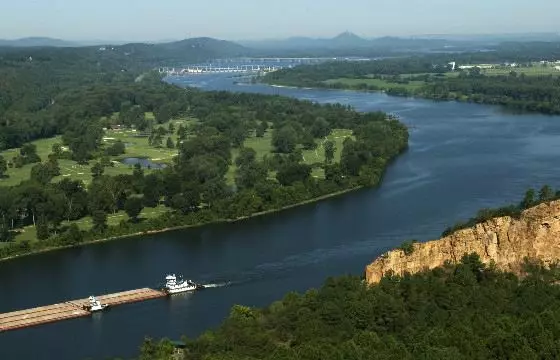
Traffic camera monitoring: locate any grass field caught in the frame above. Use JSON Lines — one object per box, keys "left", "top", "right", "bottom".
{"left": 6, "top": 117, "right": 353, "bottom": 243}
{"left": 15, "top": 205, "right": 170, "bottom": 242}
{"left": 230, "top": 128, "right": 353, "bottom": 181}
{"left": 0, "top": 115, "right": 195, "bottom": 187}
{"left": 324, "top": 78, "right": 426, "bottom": 91}
{"left": 479, "top": 66, "right": 560, "bottom": 77}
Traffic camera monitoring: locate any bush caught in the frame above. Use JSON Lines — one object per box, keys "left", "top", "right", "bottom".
{"left": 399, "top": 240, "right": 418, "bottom": 256}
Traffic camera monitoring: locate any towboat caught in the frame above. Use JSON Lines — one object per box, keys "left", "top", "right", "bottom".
{"left": 163, "top": 274, "right": 204, "bottom": 294}
{"left": 83, "top": 296, "right": 109, "bottom": 312}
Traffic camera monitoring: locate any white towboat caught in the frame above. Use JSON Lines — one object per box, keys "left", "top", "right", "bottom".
{"left": 163, "top": 274, "right": 204, "bottom": 294}
{"left": 83, "top": 296, "right": 109, "bottom": 312}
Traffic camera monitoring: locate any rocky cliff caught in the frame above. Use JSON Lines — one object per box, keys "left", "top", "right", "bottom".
{"left": 365, "top": 200, "right": 560, "bottom": 284}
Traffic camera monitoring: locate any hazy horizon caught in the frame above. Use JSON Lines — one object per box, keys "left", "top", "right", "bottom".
{"left": 1, "top": 0, "right": 559, "bottom": 42}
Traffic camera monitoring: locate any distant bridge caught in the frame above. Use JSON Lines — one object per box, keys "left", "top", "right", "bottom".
{"left": 158, "top": 64, "right": 285, "bottom": 76}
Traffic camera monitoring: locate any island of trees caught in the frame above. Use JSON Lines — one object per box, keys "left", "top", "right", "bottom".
{"left": 0, "top": 50, "right": 408, "bottom": 259}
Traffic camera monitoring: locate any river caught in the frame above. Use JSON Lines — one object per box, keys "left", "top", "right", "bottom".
{"left": 2, "top": 74, "right": 560, "bottom": 360}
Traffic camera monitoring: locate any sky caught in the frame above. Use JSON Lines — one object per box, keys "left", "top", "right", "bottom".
{"left": 1, "top": 0, "right": 559, "bottom": 42}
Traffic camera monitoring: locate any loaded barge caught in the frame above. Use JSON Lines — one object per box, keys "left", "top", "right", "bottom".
{"left": 1, "top": 274, "right": 205, "bottom": 332}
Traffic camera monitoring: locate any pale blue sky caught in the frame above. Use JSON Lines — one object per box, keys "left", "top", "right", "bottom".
{"left": 1, "top": 0, "right": 559, "bottom": 41}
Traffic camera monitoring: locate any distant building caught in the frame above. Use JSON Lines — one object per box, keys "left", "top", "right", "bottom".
{"left": 458, "top": 64, "right": 495, "bottom": 70}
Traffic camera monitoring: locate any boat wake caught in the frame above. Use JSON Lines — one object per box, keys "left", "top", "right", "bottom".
{"left": 202, "top": 282, "right": 231, "bottom": 289}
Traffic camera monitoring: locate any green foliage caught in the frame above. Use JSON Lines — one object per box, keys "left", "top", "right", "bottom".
{"left": 105, "top": 140, "right": 126, "bottom": 156}
{"left": 0, "top": 155, "right": 7, "bottom": 178}
{"left": 264, "top": 50, "right": 560, "bottom": 115}
{"left": 399, "top": 240, "right": 418, "bottom": 256}
{"left": 0, "top": 77, "right": 409, "bottom": 260}
{"left": 138, "top": 255, "right": 560, "bottom": 360}
{"left": 124, "top": 197, "right": 144, "bottom": 222}
{"left": 272, "top": 125, "right": 298, "bottom": 153}
{"left": 323, "top": 140, "right": 335, "bottom": 164}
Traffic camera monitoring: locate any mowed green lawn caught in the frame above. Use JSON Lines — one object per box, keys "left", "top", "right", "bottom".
{"left": 15, "top": 205, "right": 170, "bottom": 243}
{"left": 324, "top": 78, "right": 426, "bottom": 91}
{"left": 229, "top": 128, "right": 353, "bottom": 182}
{"left": 479, "top": 66, "right": 560, "bottom": 76}
{"left": 0, "top": 116, "right": 195, "bottom": 187}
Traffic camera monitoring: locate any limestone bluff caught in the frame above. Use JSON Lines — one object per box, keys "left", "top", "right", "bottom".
{"left": 365, "top": 200, "right": 560, "bottom": 284}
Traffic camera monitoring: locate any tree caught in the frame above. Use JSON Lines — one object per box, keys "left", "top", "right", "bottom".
{"left": 0, "top": 155, "right": 7, "bottom": 178}
{"left": 166, "top": 137, "right": 175, "bottom": 149}
{"left": 311, "top": 117, "right": 330, "bottom": 138}
{"left": 91, "top": 210, "right": 108, "bottom": 233}
{"left": 521, "top": 189, "right": 536, "bottom": 209}
{"left": 301, "top": 132, "right": 317, "bottom": 150}
{"left": 124, "top": 197, "right": 144, "bottom": 222}
{"left": 143, "top": 174, "right": 162, "bottom": 208}
{"left": 276, "top": 163, "right": 312, "bottom": 186}
{"left": 272, "top": 125, "right": 298, "bottom": 153}
{"left": 91, "top": 162, "right": 104, "bottom": 178}
{"left": 256, "top": 122, "right": 267, "bottom": 137}
{"left": 105, "top": 140, "right": 126, "bottom": 156}
{"left": 176, "top": 124, "right": 187, "bottom": 140}
{"left": 324, "top": 140, "right": 336, "bottom": 164}
{"left": 151, "top": 134, "right": 163, "bottom": 148}
{"left": 235, "top": 147, "right": 257, "bottom": 168}
{"left": 57, "top": 178, "right": 88, "bottom": 221}
{"left": 52, "top": 143, "right": 63, "bottom": 157}
{"left": 20, "top": 143, "right": 41, "bottom": 164}
{"left": 36, "top": 218, "right": 50, "bottom": 240}
{"left": 170, "top": 191, "right": 198, "bottom": 214}
{"left": 538, "top": 185, "right": 554, "bottom": 202}
{"left": 236, "top": 162, "right": 267, "bottom": 190}
{"left": 30, "top": 163, "right": 54, "bottom": 185}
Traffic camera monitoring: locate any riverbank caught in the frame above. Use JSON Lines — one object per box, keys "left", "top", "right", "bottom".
{"left": 262, "top": 78, "right": 560, "bottom": 116}
{"left": 0, "top": 186, "right": 362, "bottom": 263}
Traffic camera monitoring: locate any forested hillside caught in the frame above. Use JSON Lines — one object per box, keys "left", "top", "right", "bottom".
{"left": 0, "top": 78, "right": 408, "bottom": 259}
{"left": 0, "top": 38, "right": 249, "bottom": 150}
{"left": 136, "top": 254, "right": 560, "bottom": 360}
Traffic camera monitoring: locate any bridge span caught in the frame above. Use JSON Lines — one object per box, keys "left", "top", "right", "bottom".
{"left": 158, "top": 64, "right": 285, "bottom": 76}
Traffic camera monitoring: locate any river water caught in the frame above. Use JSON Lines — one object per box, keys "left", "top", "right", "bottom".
{"left": 2, "top": 74, "right": 560, "bottom": 360}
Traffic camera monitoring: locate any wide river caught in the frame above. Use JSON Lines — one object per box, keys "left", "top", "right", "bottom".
{"left": 2, "top": 74, "right": 560, "bottom": 360}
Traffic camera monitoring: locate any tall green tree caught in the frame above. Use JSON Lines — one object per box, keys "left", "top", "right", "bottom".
{"left": 124, "top": 197, "right": 144, "bottom": 222}
{"left": 0, "top": 155, "right": 7, "bottom": 178}
{"left": 324, "top": 140, "right": 336, "bottom": 164}
{"left": 272, "top": 125, "right": 298, "bottom": 153}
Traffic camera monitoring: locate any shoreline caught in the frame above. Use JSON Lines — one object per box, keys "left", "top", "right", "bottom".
{"left": 263, "top": 81, "right": 560, "bottom": 116}
{"left": 0, "top": 186, "right": 362, "bottom": 263}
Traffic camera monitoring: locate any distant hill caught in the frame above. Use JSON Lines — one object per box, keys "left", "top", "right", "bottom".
{"left": 239, "top": 32, "right": 371, "bottom": 50}
{"left": 0, "top": 37, "right": 251, "bottom": 68}
{"left": 114, "top": 37, "right": 250, "bottom": 65}
{"left": 0, "top": 37, "right": 78, "bottom": 47}
{"left": 239, "top": 32, "right": 463, "bottom": 53}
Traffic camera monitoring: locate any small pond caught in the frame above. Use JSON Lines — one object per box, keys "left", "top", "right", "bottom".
{"left": 120, "top": 157, "right": 167, "bottom": 169}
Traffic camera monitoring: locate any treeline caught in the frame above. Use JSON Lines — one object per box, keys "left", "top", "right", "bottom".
{"left": 134, "top": 253, "right": 560, "bottom": 360}
{"left": 420, "top": 70, "right": 560, "bottom": 115}
{"left": 0, "top": 81, "right": 408, "bottom": 259}
{"left": 263, "top": 57, "right": 449, "bottom": 88}
{"left": 442, "top": 185, "right": 559, "bottom": 237}
{"left": 263, "top": 49, "right": 560, "bottom": 115}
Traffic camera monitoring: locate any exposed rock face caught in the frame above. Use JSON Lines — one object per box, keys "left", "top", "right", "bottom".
{"left": 365, "top": 201, "right": 560, "bottom": 284}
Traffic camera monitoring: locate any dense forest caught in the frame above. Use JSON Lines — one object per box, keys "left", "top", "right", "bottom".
{"left": 263, "top": 44, "right": 560, "bottom": 115}
{"left": 133, "top": 254, "right": 560, "bottom": 360}
{"left": 0, "top": 77, "right": 408, "bottom": 259}
{"left": 0, "top": 38, "right": 250, "bottom": 150}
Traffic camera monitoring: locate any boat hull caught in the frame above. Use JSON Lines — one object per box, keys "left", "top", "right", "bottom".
{"left": 164, "top": 286, "right": 197, "bottom": 294}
